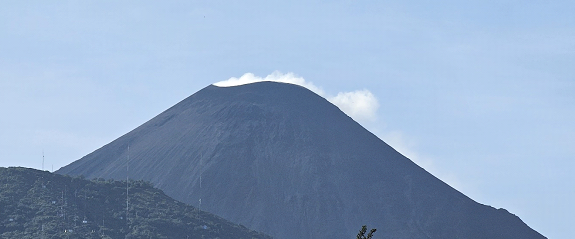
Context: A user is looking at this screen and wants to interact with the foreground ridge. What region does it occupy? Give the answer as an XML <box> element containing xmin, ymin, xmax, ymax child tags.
<box><xmin>0</xmin><ymin>167</ymin><xmax>270</xmax><ymax>239</ymax></box>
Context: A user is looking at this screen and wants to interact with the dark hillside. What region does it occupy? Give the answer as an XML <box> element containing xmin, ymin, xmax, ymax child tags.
<box><xmin>0</xmin><ymin>167</ymin><xmax>270</xmax><ymax>239</ymax></box>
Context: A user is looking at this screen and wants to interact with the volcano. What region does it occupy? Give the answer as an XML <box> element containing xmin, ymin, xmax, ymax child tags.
<box><xmin>57</xmin><ymin>82</ymin><xmax>545</xmax><ymax>238</ymax></box>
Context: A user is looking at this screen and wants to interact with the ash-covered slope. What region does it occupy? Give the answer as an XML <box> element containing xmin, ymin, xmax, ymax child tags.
<box><xmin>58</xmin><ymin>82</ymin><xmax>545</xmax><ymax>239</ymax></box>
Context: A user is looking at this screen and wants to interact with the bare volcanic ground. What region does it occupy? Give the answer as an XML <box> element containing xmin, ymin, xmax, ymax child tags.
<box><xmin>58</xmin><ymin>82</ymin><xmax>545</xmax><ymax>239</ymax></box>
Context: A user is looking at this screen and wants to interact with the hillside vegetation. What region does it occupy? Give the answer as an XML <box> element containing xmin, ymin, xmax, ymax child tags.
<box><xmin>0</xmin><ymin>167</ymin><xmax>270</xmax><ymax>239</ymax></box>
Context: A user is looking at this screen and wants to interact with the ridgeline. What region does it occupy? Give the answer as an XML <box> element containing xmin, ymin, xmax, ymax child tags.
<box><xmin>0</xmin><ymin>167</ymin><xmax>270</xmax><ymax>239</ymax></box>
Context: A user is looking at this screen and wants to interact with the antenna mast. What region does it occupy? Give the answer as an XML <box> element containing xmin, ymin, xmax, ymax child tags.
<box><xmin>42</xmin><ymin>150</ymin><xmax>44</xmax><ymax>171</ymax></box>
<box><xmin>126</xmin><ymin>145</ymin><xmax>129</xmax><ymax>219</ymax></box>
<box><xmin>199</xmin><ymin>153</ymin><xmax>202</xmax><ymax>214</ymax></box>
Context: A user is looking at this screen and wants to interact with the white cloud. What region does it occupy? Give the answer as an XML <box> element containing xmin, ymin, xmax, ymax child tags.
<box><xmin>329</xmin><ymin>90</ymin><xmax>379</xmax><ymax>122</ymax></box>
<box><xmin>214</xmin><ymin>71</ymin><xmax>325</xmax><ymax>95</ymax></box>
<box><xmin>214</xmin><ymin>71</ymin><xmax>378</xmax><ymax>123</ymax></box>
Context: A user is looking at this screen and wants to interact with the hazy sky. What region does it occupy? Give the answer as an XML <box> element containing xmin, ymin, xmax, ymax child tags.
<box><xmin>1</xmin><ymin>1</ymin><xmax>573</xmax><ymax>238</ymax></box>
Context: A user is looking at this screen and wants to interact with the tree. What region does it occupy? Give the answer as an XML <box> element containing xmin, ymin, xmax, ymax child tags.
<box><xmin>357</xmin><ymin>225</ymin><xmax>376</xmax><ymax>239</ymax></box>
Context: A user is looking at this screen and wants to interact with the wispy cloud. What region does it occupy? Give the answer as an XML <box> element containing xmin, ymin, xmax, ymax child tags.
<box><xmin>381</xmin><ymin>130</ymin><xmax>467</xmax><ymax>193</ymax></box>
<box><xmin>214</xmin><ymin>71</ymin><xmax>379</xmax><ymax>122</ymax></box>
<box><xmin>330</xmin><ymin>90</ymin><xmax>379</xmax><ymax>123</ymax></box>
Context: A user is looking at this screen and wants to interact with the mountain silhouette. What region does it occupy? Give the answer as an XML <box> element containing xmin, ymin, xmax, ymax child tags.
<box><xmin>57</xmin><ymin>82</ymin><xmax>545</xmax><ymax>239</ymax></box>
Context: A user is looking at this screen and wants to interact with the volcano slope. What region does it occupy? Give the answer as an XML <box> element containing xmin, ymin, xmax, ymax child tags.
<box><xmin>58</xmin><ymin>82</ymin><xmax>545</xmax><ymax>239</ymax></box>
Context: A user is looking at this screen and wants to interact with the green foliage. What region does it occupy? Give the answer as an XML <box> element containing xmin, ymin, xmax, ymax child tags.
<box><xmin>0</xmin><ymin>167</ymin><xmax>271</xmax><ymax>239</ymax></box>
<box><xmin>357</xmin><ymin>225</ymin><xmax>377</xmax><ymax>239</ymax></box>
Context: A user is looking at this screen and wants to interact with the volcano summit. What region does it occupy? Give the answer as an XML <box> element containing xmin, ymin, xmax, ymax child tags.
<box><xmin>58</xmin><ymin>82</ymin><xmax>545</xmax><ymax>238</ymax></box>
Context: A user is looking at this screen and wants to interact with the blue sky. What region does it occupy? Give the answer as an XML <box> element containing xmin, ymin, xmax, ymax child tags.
<box><xmin>1</xmin><ymin>1</ymin><xmax>573</xmax><ymax>238</ymax></box>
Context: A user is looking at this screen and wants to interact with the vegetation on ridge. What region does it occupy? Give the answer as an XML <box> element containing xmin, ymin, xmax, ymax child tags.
<box><xmin>0</xmin><ymin>167</ymin><xmax>270</xmax><ymax>239</ymax></box>
<box><xmin>356</xmin><ymin>225</ymin><xmax>377</xmax><ymax>239</ymax></box>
